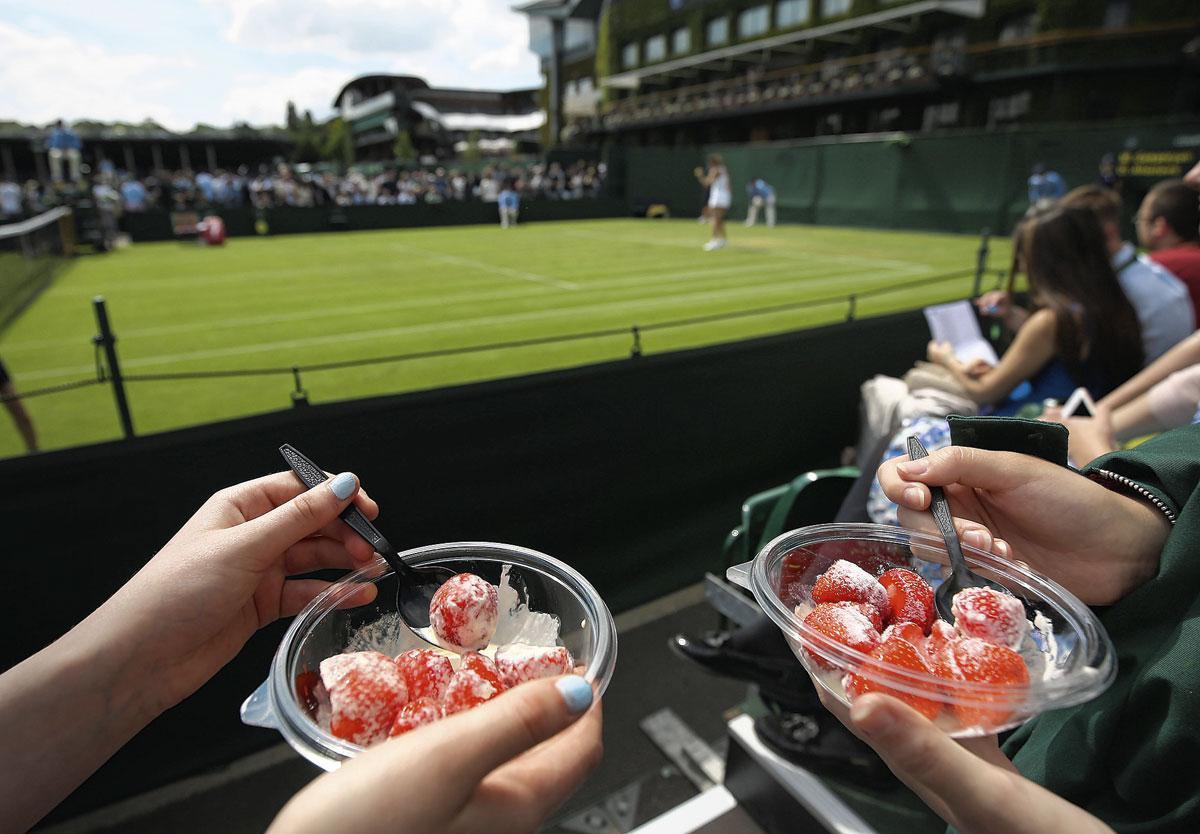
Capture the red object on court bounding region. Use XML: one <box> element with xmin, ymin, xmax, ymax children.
<box><xmin>198</xmin><ymin>215</ymin><xmax>226</xmax><ymax>246</ymax></box>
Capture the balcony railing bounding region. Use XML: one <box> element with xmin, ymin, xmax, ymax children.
<box><xmin>598</xmin><ymin>19</ymin><xmax>1198</xmax><ymax>131</ymax></box>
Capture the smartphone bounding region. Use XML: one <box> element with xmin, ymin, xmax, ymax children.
<box><xmin>1061</xmin><ymin>387</ymin><xmax>1096</xmax><ymax>418</ymax></box>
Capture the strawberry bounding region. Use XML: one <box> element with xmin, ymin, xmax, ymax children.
<box><xmin>882</xmin><ymin>621</ymin><xmax>926</xmax><ymax>649</ymax></box>
<box><xmin>430</xmin><ymin>572</ymin><xmax>499</xmax><ymax>651</ymax></box>
<box><xmin>879</xmin><ymin>568</ymin><xmax>935</xmax><ymax>633</ymax></box>
<box><xmin>811</xmin><ymin>559</ymin><xmax>890</xmax><ymax>623</ymax></box>
<box><xmin>778</xmin><ymin>547</ymin><xmax>826</xmax><ymax>606</ymax></box>
<box><xmin>494</xmin><ymin>644</ymin><xmax>573</xmax><ymax>689</ymax></box>
<box><xmin>801</xmin><ymin>601</ymin><xmax>882</xmax><ymax>669</ymax></box>
<box><xmin>442</xmin><ymin>667</ymin><xmax>503</xmax><ymax>715</ymax></box>
<box><xmin>319</xmin><ymin>651</ymin><xmax>409</xmax><ymax>746</ymax></box>
<box><xmin>395</xmin><ymin>648</ymin><xmax>454</xmax><ymax>702</ymax></box>
<box><xmin>845</xmin><ymin>635</ymin><xmax>941</xmax><ymax>721</ymax></box>
<box><xmin>951</xmin><ymin>587</ymin><xmax>1027</xmax><ymax>650</ymax></box>
<box><xmin>460</xmin><ymin>651</ymin><xmax>507</xmax><ymax>694</ymax></box>
<box><xmin>951</xmin><ymin>637</ymin><xmax>1030</xmax><ymax>729</ymax></box>
<box><xmin>388</xmin><ymin>697</ymin><xmax>443</xmax><ymax>738</ymax></box>
<box><xmin>926</xmin><ymin>619</ymin><xmax>963</xmax><ymax>688</ymax></box>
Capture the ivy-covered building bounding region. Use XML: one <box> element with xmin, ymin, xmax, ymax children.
<box><xmin>517</xmin><ymin>0</ymin><xmax>1200</xmax><ymax>146</ymax></box>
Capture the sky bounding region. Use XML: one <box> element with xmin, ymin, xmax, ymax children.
<box><xmin>0</xmin><ymin>0</ymin><xmax>544</xmax><ymax>130</ymax></box>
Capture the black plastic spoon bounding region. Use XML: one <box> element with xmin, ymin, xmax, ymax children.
<box><xmin>906</xmin><ymin>436</ymin><xmax>1008</xmax><ymax>624</ymax></box>
<box><xmin>279</xmin><ymin>444</ymin><xmax>455</xmax><ymax>635</ymax></box>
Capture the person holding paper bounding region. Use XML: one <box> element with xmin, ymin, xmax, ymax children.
<box><xmin>927</xmin><ymin>205</ymin><xmax>1143</xmax><ymax>416</ymax></box>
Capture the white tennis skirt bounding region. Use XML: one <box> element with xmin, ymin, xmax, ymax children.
<box><xmin>708</xmin><ymin>189</ymin><xmax>732</xmax><ymax>209</ymax></box>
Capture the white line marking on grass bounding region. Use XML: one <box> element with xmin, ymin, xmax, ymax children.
<box><xmin>21</xmin><ymin>263</ymin><xmax>917</xmax><ymax>380</ymax></box>
<box><xmin>560</xmin><ymin>228</ymin><xmax>934</xmax><ymax>272</ymax></box>
<box><xmin>392</xmin><ymin>243</ymin><xmax>579</xmax><ymax>290</ymax></box>
<box><xmin>3</xmin><ymin>259</ymin><xmax>851</xmax><ymax>353</ymax></box>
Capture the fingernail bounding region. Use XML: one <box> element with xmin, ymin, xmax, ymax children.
<box><xmin>330</xmin><ymin>472</ymin><xmax>357</xmax><ymax>500</ymax></box>
<box><xmin>963</xmin><ymin>529</ymin><xmax>990</xmax><ymax>549</ymax></box>
<box><xmin>997</xmin><ymin>541</ymin><xmax>1013</xmax><ymax>558</ymax></box>
<box><xmin>898</xmin><ymin>460</ymin><xmax>927</xmax><ymax>476</ymax></box>
<box><xmin>556</xmin><ymin>675</ymin><xmax>593</xmax><ymax>714</ymax></box>
<box><xmin>903</xmin><ymin>486</ymin><xmax>923</xmax><ymax>507</ymax></box>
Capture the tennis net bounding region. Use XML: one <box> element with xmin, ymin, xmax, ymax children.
<box><xmin>0</xmin><ymin>207</ymin><xmax>73</xmax><ymax>334</ymax></box>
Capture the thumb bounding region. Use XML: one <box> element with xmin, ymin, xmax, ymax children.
<box><xmin>850</xmin><ymin>694</ymin><xmax>1002</xmax><ymax>802</ymax></box>
<box><xmin>409</xmin><ymin>675</ymin><xmax>595</xmax><ymax>787</ymax></box>
<box><xmin>244</xmin><ymin>471</ymin><xmax>360</xmax><ymax>554</ymax></box>
<box><xmin>890</xmin><ymin>446</ymin><xmax>1039</xmax><ymax>508</ymax></box>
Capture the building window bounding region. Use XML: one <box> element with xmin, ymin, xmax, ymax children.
<box><xmin>998</xmin><ymin>12</ymin><xmax>1039</xmax><ymax>44</ymax></box>
<box><xmin>1104</xmin><ymin>0</ymin><xmax>1131</xmax><ymax>28</ymax></box>
<box><xmin>738</xmin><ymin>5</ymin><xmax>770</xmax><ymax>38</ymax></box>
<box><xmin>821</xmin><ymin>0</ymin><xmax>851</xmax><ymax>18</ymax></box>
<box><xmin>706</xmin><ymin>16</ymin><xmax>730</xmax><ymax>46</ymax></box>
<box><xmin>776</xmin><ymin>0</ymin><xmax>810</xmax><ymax>28</ymax></box>
<box><xmin>644</xmin><ymin>34</ymin><xmax>667</xmax><ymax>63</ymax></box>
<box><xmin>921</xmin><ymin>101</ymin><xmax>960</xmax><ymax>131</ymax></box>
<box><xmin>672</xmin><ymin>26</ymin><xmax>691</xmax><ymax>54</ymax></box>
<box><xmin>622</xmin><ymin>42</ymin><xmax>639</xmax><ymax>69</ymax></box>
<box><xmin>988</xmin><ymin>90</ymin><xmax>1032</xmax><ymax>126</ymax></box>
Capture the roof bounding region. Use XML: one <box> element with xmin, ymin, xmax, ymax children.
<box><xmin>331</xmin><ymin>74</ymin><xmax>431</xmax><ymax>109</ymax></box>
<box><xmin>512</xmin><ymin>0</ymin><xmax>601</xmax><ymax>20</ymax></box>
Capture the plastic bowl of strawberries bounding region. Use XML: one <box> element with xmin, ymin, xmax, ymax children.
<box><xmin>241</xmin><ymin>542</ymin><xmax>618</xmax><ymax>769</ymax></box>
<box><xmin>727</xmin><ymin>523</ymin><xmax>1116</xmax><ymax>737</ymax></box>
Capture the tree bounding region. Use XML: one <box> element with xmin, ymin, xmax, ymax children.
<box><xmin>462</xmin><ymin>129</ymin><xmax>482</xmax><ymax>163</ymax></box>
<box><xmin>322</xmin><ymin>118</ymin><xmax>355</xmax><ymax>169</ymax></box>
<box><xmin>393</xmin><ymin>129</ymin><xmax>417</xmax><ymax>163</ymax></box>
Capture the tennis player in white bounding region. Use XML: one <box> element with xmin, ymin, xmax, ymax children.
<box><xmin>694</xmin><ymin>154</ymin><xmax>731</xmax><ymax>250</ymax></box>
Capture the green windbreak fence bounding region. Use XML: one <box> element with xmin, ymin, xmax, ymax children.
<box><xmin>621</xmin><ymin>120</ymin><xmax>1200</xmax><ymax>235</ymax></box>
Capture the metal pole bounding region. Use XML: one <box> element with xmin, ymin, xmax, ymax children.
<box><xmin>92</xmin><ymin>296</ymin><xmax>135</xmax><ymax>438</ymax></box>
<box><xmin>847</xmin><ymin>293</ymin><xmax>857</xmax><ymax>321</ymax></box>
<box><xmin>972</xmin><ymin>228</ymin><xmax>991</xmax><ymax>299</ymax></box>
<box><xmin>630</xmin><ymin>325</ymin><xmax>642</xmax><ymax>358</ymax></box>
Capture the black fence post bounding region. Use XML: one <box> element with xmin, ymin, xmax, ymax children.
<box><xmin>291</xmin><ymin>366</ymin><xmax>309</xmax><ymax>407</ymax></box>
<box><xmin>971</xmin><ymin>228</ymin><xmax>991</xmax><ymax>299</ymax></box>
<box><xmin>92</xmin><ymin>296</ymin><xmax>135</xmax><ymax>439</ymax></box>
<box><xmin>630</xmin><ymin>325</ymin><xmax>642</xmax><ymax>358</ymax></box>
<box><xmin>847</xmin><ymin>294</ymin><xmax>857</xmax><ymax>322</ymax></box>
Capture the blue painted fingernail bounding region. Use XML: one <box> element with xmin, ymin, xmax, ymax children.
<box><xmin>330</xmin><ymin>472</ymin><xmax>356</xmax><ymax>500</ymax></box>
<box><xmin>556</xmin><ymin>675</ymin><xmax>593</xmax><ymax>714</ymax></box>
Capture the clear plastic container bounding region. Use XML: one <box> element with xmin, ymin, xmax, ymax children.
<box><xmin>728</xmin><ymin>523</ymin><xmax>1116</xmax><ymax>737</ymax></box>
<box><xmin>241</xmin><ymin>542</ymin><xmax>617</xmax><ymax>769</ymax></box>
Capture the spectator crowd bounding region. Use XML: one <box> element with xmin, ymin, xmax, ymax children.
<box><xmin>1</xmin><ymin>160</ymin><xmax>607</xmax><ymax>222</ymax></box>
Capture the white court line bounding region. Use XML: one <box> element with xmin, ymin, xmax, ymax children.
<box><xmin>560</xmin><ymin>228</ymin><xmax>934</xmax><ymax>272</ymax></box>
<box><xmin>21</xmin><ymin>262</ymin><xmax>917</xmax><ymax>381</ymax></box>
<box><xmin>4</xmin><ymin>258</ymin><xmax>863</xmax><ymax>353</ymax></box>
<box><xmin>392</xmin><ymin>243</ymin><xmax>579</xmax><ymax>290</ymax></box>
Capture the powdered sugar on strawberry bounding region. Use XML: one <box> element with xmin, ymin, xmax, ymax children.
<box><xmin>495</xmin><ymin>644</ymin><xmax>573</xmax><ymax>688</ymax></box>
<box><xmin>430</xmin><ymin>573</ymin><xmax>500</xmax><ymax>651</ymax></box>
<box><xmin>318</xmin><ymin>651</ymin><xmax>409</xmax><ymax>746</ymax></box>
<box><xmin>811</xmin><ymin>559</ymin><xmax>890</xmax><ymax>622</ymax></box>
<box><xmin>951</xmin><ymin>587</ymin><xmax>1028</xmax><ymax>650</ymax></box>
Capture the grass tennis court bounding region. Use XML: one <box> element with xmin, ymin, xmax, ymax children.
<box><xmin>0</xmin><ymin>218</ymin><xmax>1011</xmax><ymax>458</ymax></box>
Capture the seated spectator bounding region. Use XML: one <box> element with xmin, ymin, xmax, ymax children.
<box><xmin>120</xmin><ymin>177</ymin><xmax>147</xmax><ymax>213</ymax></box>
<box><xmin>930</xmin><ymin>205</ymin><xmax>1143</xmax><ymax>415</ymax></box>
<box><xmin>1047</xmin><ymin>328</ymin><xmax>1200</xmax><ymax>464</ymax></box>
<box><xmin>1060</xmin><ymin>185</ymin><xmax>1194</xmax><ymax>362</ymax></box>
<box><xmin>1138</xmin><ymin>179</ymin><xmax>1200</xmax><ymax>314</ymax></box>
<box><xmin>0</xmin><ymin>177</ymin><xmax>22</xmax><ymax>221</ymax></box>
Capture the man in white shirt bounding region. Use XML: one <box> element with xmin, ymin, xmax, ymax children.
<box><xmin>1062</xmin><ymin>185</ymin><xmax>1194</xmax><ymax>363</ymax></box>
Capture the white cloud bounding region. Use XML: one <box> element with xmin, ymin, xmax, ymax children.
<box><xmin>210</xmin><ymin>0</ymin><xmax>541</xmax><ymax>90</ymax></box>
<box><xmin>0</xmin><ymin>2</ymin><xmax>544</xmax><ymax>130</ymax></box>
<box><xmin>0</xmin><ymin>21</ymin><xmax>191</xmax><ymax>128</ymax></box>
<box><xmin>221</xmin><ymin>66</ymin><xmax>351</xmax><ymax>125</ymax></box>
